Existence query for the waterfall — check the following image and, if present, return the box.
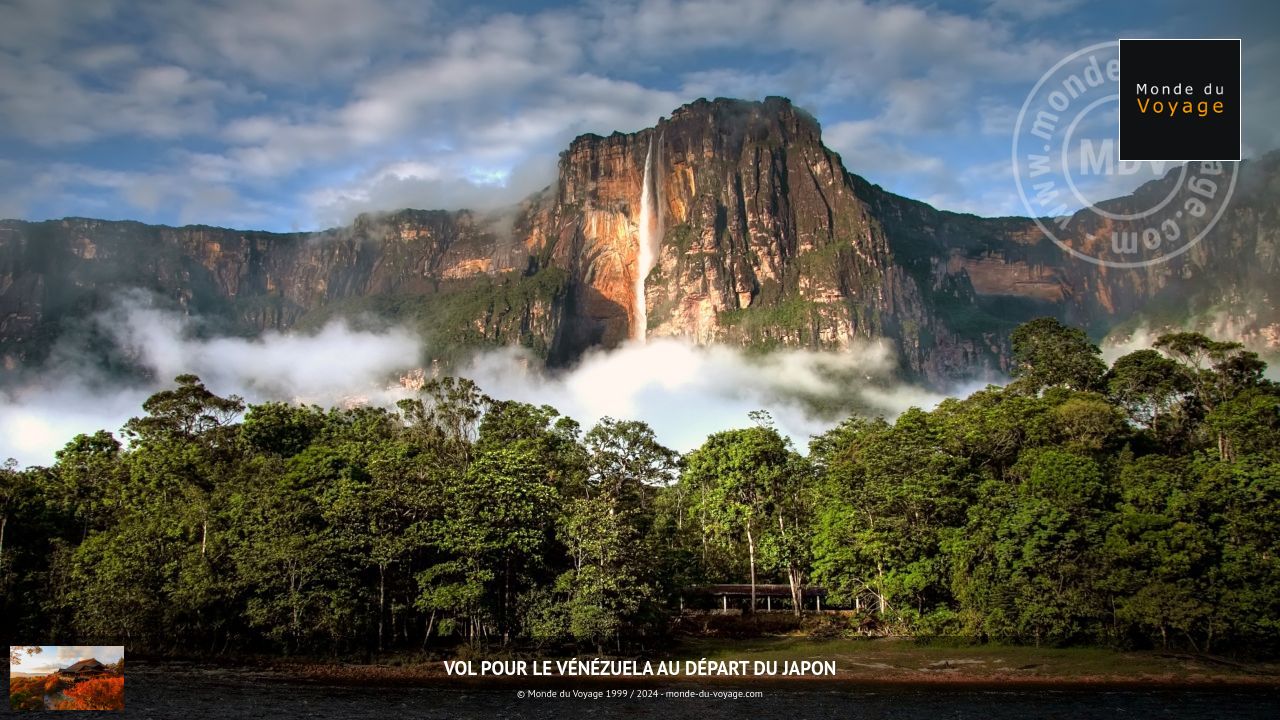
[634,135,662,341]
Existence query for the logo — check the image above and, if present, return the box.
[1119,39,1241,161]
[1012,41,1238,268]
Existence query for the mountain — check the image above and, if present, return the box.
[1,97,1277,387]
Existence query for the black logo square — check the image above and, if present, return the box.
[1119,39,1241,161]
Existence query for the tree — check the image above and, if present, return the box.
[124,374,244,442]
[1153,332,1263,411]
[233,448,355,653]
[583,417,678,509]
[1102,455,1212,649]
[683,424,800,614]
[0,461,20,566]
[420,440,558,645]
[241,402,325,458]
[8,677,44,711]
[124,375,245,558]
[398,377,488,465]
[953,449,1110,645]
[7,645,39,664]
[1050,393,1128,453]
[1010,317,1106,393]
[761,449,814,617]
[537,496,656,650]
[1154,333,1272,457]
[65,513,171,644]
[1191,455,1280,652]
[1154,332,1240,373]
[527,418,675,648]
[324,437,438,652]
[1205,389,1280,461]
[1107,349,1191,430]
[931,388,1056,480]
[60,676,125,710]
[51,431,125,543]
[812,410,967,628]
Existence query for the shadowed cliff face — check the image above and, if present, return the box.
[0,208,565,379]
[517,97,1005,382]
[1,97,1277,387]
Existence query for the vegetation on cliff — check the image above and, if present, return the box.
[293,266,571,362]
[0,319,1276,658]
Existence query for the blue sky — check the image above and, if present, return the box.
[9,646,124,674]
[1,0,1275,232]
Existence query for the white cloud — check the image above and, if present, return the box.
[1242,39,1280,158]
[0,294,954,465]
[11,646,124,675]
[0,295,424,464]
[977,98,1019,137]
[305,154,559,225]
[824,119,957,194]
[878,77,974,135]
[986,0,1082,21]
[97,294,424,401]
[19,163,282,229]
[0,0,118,59]
[0,0,1270,232]
[155,0,435,85]
[70,43,141,72]
[0,58,256,145]
[459,337,916,453]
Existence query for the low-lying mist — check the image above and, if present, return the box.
[1102,318,1280,380]
[1,295,969,466]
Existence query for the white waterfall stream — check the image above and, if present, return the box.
[634,136,662,341]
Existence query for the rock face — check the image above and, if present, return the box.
[517,97,996,382]
[0,209,567,375]
[1,97,1277,386]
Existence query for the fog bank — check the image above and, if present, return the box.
[1,295,967,466]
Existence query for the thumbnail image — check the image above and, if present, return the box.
[9,647,124,711]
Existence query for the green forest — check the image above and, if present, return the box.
[1,318,1277,658]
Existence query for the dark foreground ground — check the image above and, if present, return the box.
[12,660,1280,719]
